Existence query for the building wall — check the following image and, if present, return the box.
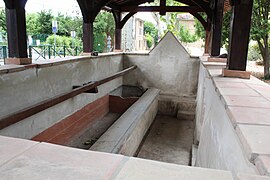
[134,19,147,51]
[121,14,146,52]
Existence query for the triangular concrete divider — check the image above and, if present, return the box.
[149,31,191,58]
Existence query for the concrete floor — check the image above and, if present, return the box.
[137,115,194,165]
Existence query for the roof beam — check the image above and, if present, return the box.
[189,12,207,30]
[160,0,166,15]
[189,0,212,18]
[120,6,203,13]
[174,0,196,6]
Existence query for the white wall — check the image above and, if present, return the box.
[123,32,200,115]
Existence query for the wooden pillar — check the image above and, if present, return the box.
[227,0,253,71]
[115,28,122,50]
[83,22,94,53]
[114,12,122,51]
[210,0,224,56]
[4,0,31,64]
[204,29,211,54]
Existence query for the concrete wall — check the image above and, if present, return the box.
[0,54,123,139]
[123,32,200,115]
[195,63,258,176]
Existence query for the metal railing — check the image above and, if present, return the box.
[0,65,137,130]
[1,45,83,62]
[29,45,83,61]
[0,45,7,60]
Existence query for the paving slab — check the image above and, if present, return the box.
[227,107,270,126]
[248,84,270,98]
[218,88,260,96]
[0,142,126,180]
[255,156,270,176]
[236,125,270,161]
[215,81,249,88]
[114,157,234,180]
[223,96,270,108]
[237,173,270,180]
[0,135,39,166]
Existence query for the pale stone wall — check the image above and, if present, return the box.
[0,54,123,139]
[123,32,200,115]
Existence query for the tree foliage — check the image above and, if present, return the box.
[144,21,158,47]
[194,11,231,49]
[93,11,115,52]
[35,10,54,35]
[250,0,270,79]
[162,12,197,43]
[46,35,81,47]
[0,8,6,32]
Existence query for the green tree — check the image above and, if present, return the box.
[162,12,197,43]
[194,11,231,49]
[0,8,6,32]
[144,21,158,45]
[26,13,38,35]
[250,0,270,79]
[93,11,115,52]
[35,10,54,35]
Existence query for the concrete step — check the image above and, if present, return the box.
[177,110,195,121]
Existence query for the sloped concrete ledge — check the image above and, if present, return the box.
[0,135,236,180]
[196,56,270,177]
[90,88,160,156]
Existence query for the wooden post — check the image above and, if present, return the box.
[4,0,31,64]
[210,0,224,56]
[115,28,122,50]
[227,0,253,71]
[83,22,94,53]
[114,12,122,51]
[204,29,211,54]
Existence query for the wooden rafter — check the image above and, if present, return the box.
[120,6,203,13]
[4,0,28,9]
[189,12,208,30]
[189,0,212,18]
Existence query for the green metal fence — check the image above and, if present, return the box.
[0,46,7,59]
[29,45,83,61]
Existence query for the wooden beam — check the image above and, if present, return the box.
[119,12,136,28]
[124,0,154,6]
[189,0,212,18]
[174,0,196,6]
[0,66,137,130]
[227,0,253,71]
[113,11,122,50]
[210,0,224,56]
[113,11,136,50]
[160,0,166,15]
[121,6,203,13]
[4,0,28,58]
[83,22,93,53]
[189,12,207,30]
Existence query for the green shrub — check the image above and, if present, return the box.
[248,43,261,61]
[45,35,82,47]
[145,33,153,48]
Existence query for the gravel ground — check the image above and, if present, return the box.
[247,61,270,83]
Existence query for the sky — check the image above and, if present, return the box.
[0,0,155,23]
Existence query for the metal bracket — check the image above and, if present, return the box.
[73,81,99,93]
